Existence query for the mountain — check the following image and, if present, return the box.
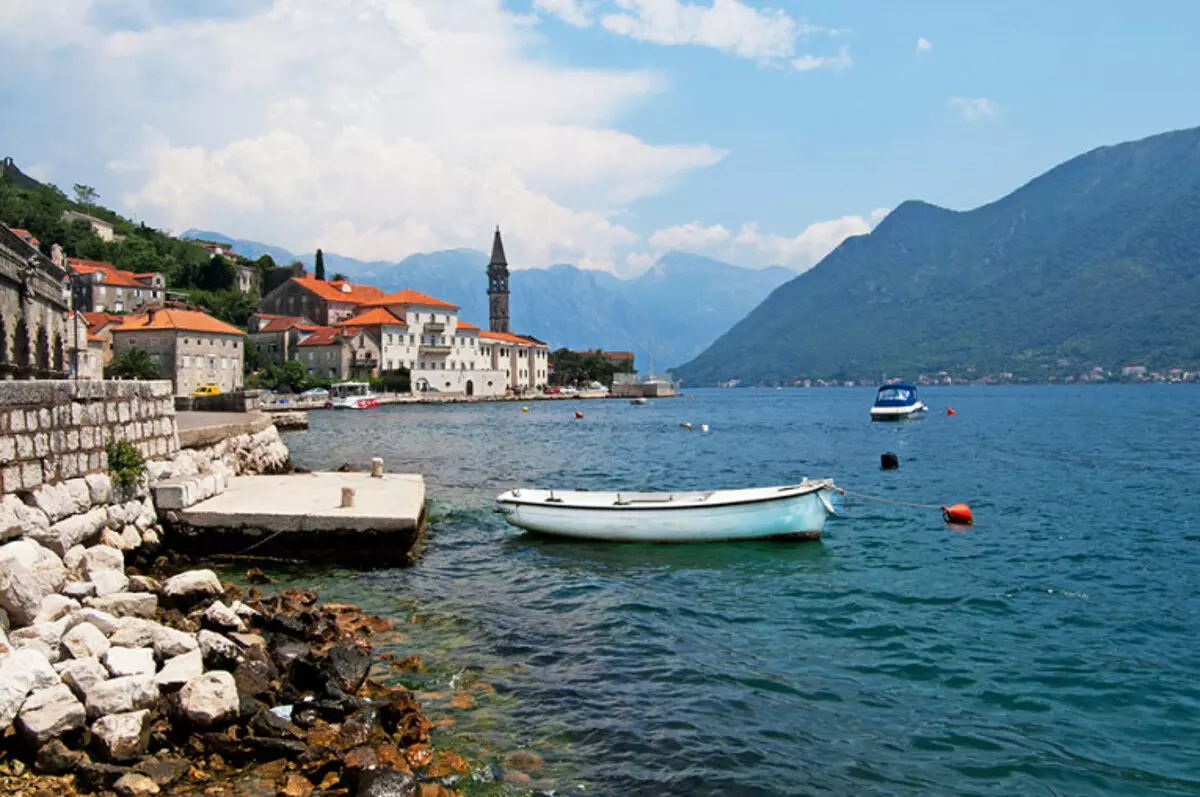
[182,230,794,368]
[675,126,1200,385]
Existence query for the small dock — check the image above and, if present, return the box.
[160,472,426,565]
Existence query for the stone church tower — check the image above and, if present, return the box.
[487,227,510,334]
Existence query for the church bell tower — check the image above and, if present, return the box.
[488,226,510,334]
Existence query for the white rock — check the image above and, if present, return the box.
[63,581,97,600]
[33,594,80,625]
[99,528,125,549]
[33,508,108,557]
[120,525,143,550]
[65,607,121,636]
[162,570,223,604]
[85,592,157,618]
[85,473,113,506]
[16,683,86,745]
[152,626,198,660]
[134,498,156,531]
[0,648,60,725]
[0,538,67,626]
[91,709,151,763]
[63,545,88,578]
[155,649,203,689]
[0,607,8,633]
[202,600,245,632]
[106,503,130,530]
[61,621,110,660]
[230,600,259,619]
[26,483,74,523]
[197,629,241,668]
[0,627,9,658]
[128,575,161,594]
[114,772,160,797]
[179,670,237,727]
[81,545,124,578]
[93,569,131,597]
[105,646,157,677]
[84,674,159,719]
[56,656,109,700]
[10,618,68,663]
[0,494,50,542]
[65,478,92,515]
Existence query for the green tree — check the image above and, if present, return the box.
[106,346,160,380]
[331,271,348,282]
[72,183,99,206]
[315,248,325,281]
[195,254,236,292]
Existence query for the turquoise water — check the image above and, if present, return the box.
[283,386,1200,796]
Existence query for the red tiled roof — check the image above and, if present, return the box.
[292,276,388,305]
[68,258,161,289]
[86,334,104,343]
[10,228,39,246]
[82,311,123,336]
[480,330,548,347]
[455,320,481,332]
[256,314,311,333]
[297,326,343,347]
[113,308,244,336]
[338,307,407,327]
[367,289,457,310]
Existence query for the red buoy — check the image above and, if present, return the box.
[946,407,957,416]
[575,410,584,419]
[941,503,973,525]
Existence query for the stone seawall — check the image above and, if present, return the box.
[0,381,179,494]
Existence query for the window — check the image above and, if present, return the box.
[221,358,227,370]
[208,356,215,370]
[182,355,190,368]
[307,352,314,362]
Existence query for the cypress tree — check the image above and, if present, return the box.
[315,248,325,281]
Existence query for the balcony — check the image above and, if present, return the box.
[423,322,445,332]
[419,344,451,356]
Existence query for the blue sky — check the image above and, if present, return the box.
[2,0,1198,275]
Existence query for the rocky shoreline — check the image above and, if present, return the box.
[1,556,473,796]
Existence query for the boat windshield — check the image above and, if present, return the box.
[876,387,913,402]
[331,383,369,398]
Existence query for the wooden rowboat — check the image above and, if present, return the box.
[494,479,836,542]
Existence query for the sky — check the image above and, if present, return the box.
[2,0,1199,277]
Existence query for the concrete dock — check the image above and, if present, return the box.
[165,472,426,565]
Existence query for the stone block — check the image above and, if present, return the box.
[71,402,84,425]
[66,478,92,514]
[2,465,20,493]
[38,408,51,428]
[162,570,223,605]
[33,594,79,625]
[0,436,15,464]
[64,607,121,636]
[93,569,130,597]
[67,429,80,451]
[85,592,157,619]
[90,709,151,763]
[84,674,159,719]
[60,456,77,479]
[0,648,60,727]
[56,656,108,700]
[0,538,67,626]
[106,403,118,423]
[1,493,50,542]
[17,434,34,459]
[179,671,237,728]
[85,473,113,505]
[81,427,95,449]
[10,409,25,433]
[35,508,108,557]
[118,402,130,423]
[62,622,110,660]
[16,684,85,746]
[104,646,156,678]
[10,617,69,663]
[26,409,39,431]
[34,432,49,457]
[154,649,202,690]
[153,479,196,511]
[21,460,43,490]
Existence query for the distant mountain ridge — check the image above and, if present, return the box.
[675,125,1200,385]
[182,230,794,369]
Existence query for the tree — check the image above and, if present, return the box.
[72,183,99,206]
[106,346,160,380]
[315,248,325,281]
[331,271,348,282]
[195,254,236,292]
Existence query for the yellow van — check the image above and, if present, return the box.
[192,383,221,397]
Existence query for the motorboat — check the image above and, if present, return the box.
[630,397,648,405]
[495,479,836,542]
[869,382,927,421]
[326,381,378,409]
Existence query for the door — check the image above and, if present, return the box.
[465,380,474,396]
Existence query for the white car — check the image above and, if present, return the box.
[300,388,330,399]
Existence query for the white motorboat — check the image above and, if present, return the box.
[630,397,648,405]
[869,382,927,421]
[326,381,378,409]
[495,479,836,542]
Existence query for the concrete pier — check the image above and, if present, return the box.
[165,472,426,565]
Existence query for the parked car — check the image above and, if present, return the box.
[300,388,330,399]
[545,386,561,394]
[192,384,220,397]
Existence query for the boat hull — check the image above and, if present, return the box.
[495,482,835,543]
[870,402,927,421]
[327,395,378,409]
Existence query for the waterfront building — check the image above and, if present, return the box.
[0,222,70,378]
[295,326,379,381]
[68,257,165,314]
[111,307,245,395]
[247,313,317,369]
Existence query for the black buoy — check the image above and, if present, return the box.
[881,451,899,470]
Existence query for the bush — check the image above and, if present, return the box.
[106,439,146,488]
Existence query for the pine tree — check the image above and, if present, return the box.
[315,248,325,281]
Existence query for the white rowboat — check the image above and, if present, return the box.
[495,479,836,542]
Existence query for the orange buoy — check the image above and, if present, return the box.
[941,503,973,525]
[574,410,584,419]
[946,407,957,416]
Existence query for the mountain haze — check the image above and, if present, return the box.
[676,126,1200,385]
[183,231,794,368]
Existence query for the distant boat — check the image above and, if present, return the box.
[869,382,927,421]
[630,397,648,405]
[327,381,378,410]
[494,480,837,542]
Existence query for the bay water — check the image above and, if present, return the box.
[279,385,1200,796]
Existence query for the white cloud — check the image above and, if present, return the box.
[534,0,594,28]
[792,45,853,72]
[915,37,932,54]
[600,0,842,64]
[0,0,729,272]
[639,208,888,272]
[948,96,999,121]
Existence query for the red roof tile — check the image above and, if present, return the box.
[114,308,244,336]
[367,289,457,310]
[338,307,407,327]
[68,258,161,289]
[292,276,388,305]
[297,326,343,347]
[480,330,548,347]
[256,314,311,333]
[455,320,481,332]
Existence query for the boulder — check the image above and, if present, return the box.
[25,483,74,523]
[141,527,161,548]
[232,657,276,698]
[64,581,97,600]
[324,641,372,694]
[65,478,92,515]
[33,737,86,775]
[0,607,8,633]
[114,772,161,797]
[228,632,267,650]
[0,627,9,657]
[120,525,143,550]
[179,671,238,727]
[57,656,109,700]
[62,621,111,659]
[84,674,159,719]
[155,649,203,689]
[34,508,109,557]
[152,626,198,660]
[10,618,68,663]
[16,683,86,746]
[33,593,80,624]
[106,503,130,530]
[197,629,241,670]
[230,600,259,620]
[128,575,161,594]
[86,592,157,618]
[76,761,134,793]
[91,709,151,762]
[161,570,223,606]
[63,544,88,578]
[0,648,60,726]
[0,493,50,542]
[93,569,131,597]
[202,600,245,632]
[356,768,418,797]
[81,545,125,578]
[105,646,157,677]
[66,607,122,636]
[85,473,113,506]
[0,538,67,626]
[109,618,161,648]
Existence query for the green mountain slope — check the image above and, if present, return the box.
[675,126,1200,385]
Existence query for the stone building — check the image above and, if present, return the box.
[295,326,380,381]
[68,258,165,314]
[61,210,119,242]
[0,223,70,378]
[259,274,390,326]
[247,313,317,369]
[64,311,104,381]
[111,307,245,396]
[488,226,510,334]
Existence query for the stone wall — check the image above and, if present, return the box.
[0,381,178,494]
